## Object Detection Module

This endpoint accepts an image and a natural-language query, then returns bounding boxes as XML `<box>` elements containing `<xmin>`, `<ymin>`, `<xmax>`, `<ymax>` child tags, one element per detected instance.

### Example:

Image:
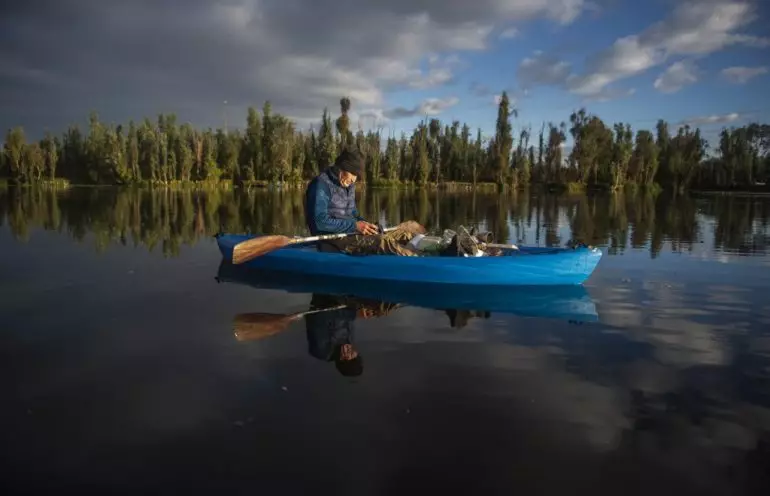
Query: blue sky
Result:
<box><xmin>1</xmin><ymin>0</ymin><xmax>768</xmax><ymax>150</ymax></box>
<box><xmin>379</xmin><ymin>0</ymin><xmax>770</xmax><ymax>148</ymax></box>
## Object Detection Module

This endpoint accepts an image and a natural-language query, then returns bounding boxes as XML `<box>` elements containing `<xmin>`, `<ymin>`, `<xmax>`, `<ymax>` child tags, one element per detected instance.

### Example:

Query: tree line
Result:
<box><xmin>2</xmin><ymin>94</ymin><xmax>768</xmax><ymax>192</ymax></box>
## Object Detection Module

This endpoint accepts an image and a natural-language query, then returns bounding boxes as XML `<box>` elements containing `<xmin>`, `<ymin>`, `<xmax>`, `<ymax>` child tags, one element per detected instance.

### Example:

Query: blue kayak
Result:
<box><xmin>216</xmin><ymin>260</ymin><xmax>600</xmax><ymax>322</ymax></box>
<box><xmin>215</xmin><ymin>233</ymin><xmax>603</xmax><ymax>286</ymax></box>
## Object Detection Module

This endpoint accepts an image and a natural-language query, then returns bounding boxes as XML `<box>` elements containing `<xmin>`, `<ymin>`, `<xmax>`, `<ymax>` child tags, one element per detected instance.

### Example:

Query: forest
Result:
<box><xmin>2</xmin><ymin>93</ymin><xmax>768</xmax><ymax>192</ymax></box>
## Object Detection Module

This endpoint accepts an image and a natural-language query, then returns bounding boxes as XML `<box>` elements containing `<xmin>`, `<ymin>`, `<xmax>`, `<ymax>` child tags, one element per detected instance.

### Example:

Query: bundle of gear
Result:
<box><xmin>407</xmin><ymin>225</ymin><xmax>504</xmax><ymax>257</ymax></box>
<box><xmin>340</xmin><ymin>224</ymin><xmax>505</xmax><ymax>257</ymax></box>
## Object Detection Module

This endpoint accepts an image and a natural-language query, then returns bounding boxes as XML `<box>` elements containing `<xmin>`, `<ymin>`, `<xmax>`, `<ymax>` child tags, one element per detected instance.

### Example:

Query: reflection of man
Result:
<box><xmin>305</xmin><ymin>294</ymin><xmax>363</xmax><ymax>377</ymax></box>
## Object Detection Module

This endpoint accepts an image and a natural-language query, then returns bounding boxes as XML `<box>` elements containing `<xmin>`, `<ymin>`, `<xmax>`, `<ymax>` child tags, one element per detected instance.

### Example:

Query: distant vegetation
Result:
<box><xmin>2</xmin><ymin>187</ymin><xmax>768</xmax><ymax>259</ymax></box>
<box><xmin>1</xmin><ymin>94</ymin><xmax>768</xmax><ymax>193</ymax></box>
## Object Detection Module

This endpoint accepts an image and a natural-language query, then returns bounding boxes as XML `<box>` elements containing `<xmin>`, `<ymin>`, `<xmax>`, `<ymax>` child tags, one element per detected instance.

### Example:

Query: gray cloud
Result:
<box><xmin>0</xmin><ymin>0</ymin><xmax>589</xmax><ymax>137</ymax></box>
<box><xmin>517</xmin><ymin>52</ymin><xmax>573</xmax><ymax>88</ymax></box>
<box><xmin>382</xmin><ymin>97</ymin><xmax>460</xmax><ymax>119</ymax></box>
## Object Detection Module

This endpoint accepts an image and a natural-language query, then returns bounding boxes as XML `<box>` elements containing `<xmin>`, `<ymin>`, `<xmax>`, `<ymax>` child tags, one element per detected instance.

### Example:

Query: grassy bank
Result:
<box><xmin>2</xmin><ymin>175</ymin><xmax>765</xmax><ymax>198</ymax></box>
<box><xmin>2</xmin><ymin>178</ymin><xmax>72</xmax><ymax>189</ymax></box>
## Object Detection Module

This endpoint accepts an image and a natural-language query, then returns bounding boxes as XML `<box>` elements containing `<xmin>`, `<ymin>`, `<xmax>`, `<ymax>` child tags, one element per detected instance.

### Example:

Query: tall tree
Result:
<box><xmin>335</xmin><ymin>97</ymin><xmax>353</xmax><ymax>151</ymax></box>
<box><xmin>493</xmin><ymin>91</ymin><xmax>515</xmax><ymax>188</ymax></box>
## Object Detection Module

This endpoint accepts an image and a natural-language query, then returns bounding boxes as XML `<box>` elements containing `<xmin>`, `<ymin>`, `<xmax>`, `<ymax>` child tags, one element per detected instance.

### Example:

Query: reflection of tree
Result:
<box><xmin>542</xmin><ymin>194</ymin><xmax>561</xmax><ymax>247</ymax></box>
<box><xmin>2</xmin><ymin>186</ymin><xmax>768</xmax><ymax>258</ymax></box>
<box><xmin>706</xmin><ymin>195</ymin><xmax>770</xmax><ymax>254</ymax></box>
<box><xmin>650</xmin><ymin>193</ymin><xmax>698</xmax><ymax>258</ymax></box>
<box><xmin>627</xmin><ymin>190</ymin><xmax>657</xmax><ymax>249</ymax></box>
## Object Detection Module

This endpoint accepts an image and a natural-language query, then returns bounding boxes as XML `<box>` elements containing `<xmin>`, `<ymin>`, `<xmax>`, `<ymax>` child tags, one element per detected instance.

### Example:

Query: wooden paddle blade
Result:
<box><xmin>232</xmin><ymin>312</ymin><xmax>302</xmax><ymax>341</ymax></box>
<box><xmin>232</xmin><ymin>235</ymin><xmax>292</xmax><ymax>264</ymax></box>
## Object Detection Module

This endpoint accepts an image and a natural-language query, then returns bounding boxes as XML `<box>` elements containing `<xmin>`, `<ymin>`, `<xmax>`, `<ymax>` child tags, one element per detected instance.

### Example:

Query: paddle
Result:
<box><xmin>231</xmin><ymin>220</ymin><xmax>426</xmax><ymax>265</ymax></box>
<box><xmin>232</xmin><ymin>304</ymin><xmax>348</xmax><ymax>341</ymax></box>
<box><xmin>232</xmin><ymin>301</ymin><xmax>405</xmax><ymax>341</ymax></box>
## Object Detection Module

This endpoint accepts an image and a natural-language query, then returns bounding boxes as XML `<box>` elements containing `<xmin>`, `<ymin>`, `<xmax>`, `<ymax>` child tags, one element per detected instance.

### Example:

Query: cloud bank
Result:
<box><xmin>0</xmin><ymin>0</ymin><xmax>589</xmax><ymax>135</ymax></box>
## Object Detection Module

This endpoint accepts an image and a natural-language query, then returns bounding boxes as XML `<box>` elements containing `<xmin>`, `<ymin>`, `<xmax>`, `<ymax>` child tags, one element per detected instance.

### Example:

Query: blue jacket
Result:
<box><xmin>305</xmin><ymin>167</ymin><xmax>365</xmax><ymax>235</ymax></box>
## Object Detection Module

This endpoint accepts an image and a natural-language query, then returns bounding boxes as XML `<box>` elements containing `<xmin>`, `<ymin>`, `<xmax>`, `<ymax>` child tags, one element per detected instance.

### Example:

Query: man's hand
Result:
<box><xmin>356</xmin><ymin>221</ymin><xmax>379</xmax><ymax>236</ymax></box>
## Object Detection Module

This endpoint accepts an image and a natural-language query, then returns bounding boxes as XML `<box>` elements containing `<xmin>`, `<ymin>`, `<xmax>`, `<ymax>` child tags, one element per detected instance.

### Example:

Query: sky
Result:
<box><xmin>1</xmin><ymin>0</ymin><xmax>768</xmax><ymax>148</ymax></box>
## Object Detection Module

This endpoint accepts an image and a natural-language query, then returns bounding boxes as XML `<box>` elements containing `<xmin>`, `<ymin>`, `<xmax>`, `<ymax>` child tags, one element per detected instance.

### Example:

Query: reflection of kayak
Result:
<box><xmin>216</xmin><ymin>260</ymin><xmax>600</xmax><ymax>322</ymax></box>
<box><xmin>215</xmin><ymin>234</ymin><xmax>603</xmax><ymax>286</ymax></box>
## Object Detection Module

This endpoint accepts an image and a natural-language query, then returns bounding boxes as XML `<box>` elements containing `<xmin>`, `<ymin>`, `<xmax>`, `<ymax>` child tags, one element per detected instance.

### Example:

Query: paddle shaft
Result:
<box><xmin>286</xmin><ymin>227</ymin><xmax>397</xmax><ymax>246</ymax></box>
<box><xmin>292</xmin><ymin>303</ymin><xmax>348</xmax><ymax>317</ymax></box>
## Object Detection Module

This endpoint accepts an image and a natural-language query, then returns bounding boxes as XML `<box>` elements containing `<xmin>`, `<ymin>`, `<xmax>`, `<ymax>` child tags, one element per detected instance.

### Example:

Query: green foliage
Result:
<box><xmin>1</xmin><ymin>100</ymin><xmax>767</xmax><ymax>192</ymax></box>
<box><xmin>611</xmin><ymin>123</ymin><xmax>634</xmax><ymax>190</ymax></box>
<box><xmin>4</xmin><ymin>127</ymin><xmax>26</xmax><ymax>182</ymax></box>
<box><xmin>335</xmin><ymin>97</ymin><xmax>353</xmax><ymax>151</ymax></box>
<box><xmin>492</xmin><ymin>91</ymin><xmax>515</xmax><ymax>187</ymax></box>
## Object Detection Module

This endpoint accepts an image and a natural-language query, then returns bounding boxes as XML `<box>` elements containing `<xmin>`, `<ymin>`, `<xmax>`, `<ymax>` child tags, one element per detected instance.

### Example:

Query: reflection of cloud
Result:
<box><xmin>589</xmin><ymin>278</ymin><xmax>758</xmax><ymax>369</ymax></box>
<box><xmin>624</xmin><ymin>359</ymin><xmax>680</xmax><ymax>394</ymax></box>
<box><xmin>647</xmin><ymin>317</ymin><xmax>728</xmax><ymax>366</ymax></box>
<box><xmin>413</xmin><ymin>339</ymin><xmax>632</xmax><ymax>452</ymax></box>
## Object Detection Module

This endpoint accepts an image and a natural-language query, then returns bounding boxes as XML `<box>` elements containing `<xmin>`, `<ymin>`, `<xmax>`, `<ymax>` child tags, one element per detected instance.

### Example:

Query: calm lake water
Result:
<box><xmin>1</xmin><ymin>186</ymin><xmax>770</xmax><ymax>495</ymax></box>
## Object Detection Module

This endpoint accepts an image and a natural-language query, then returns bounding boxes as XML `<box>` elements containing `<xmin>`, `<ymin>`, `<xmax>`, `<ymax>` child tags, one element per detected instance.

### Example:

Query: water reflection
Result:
<box><xmin>2</xmin><ymin>187</ymin><xmax>770</xmax><ymax>494</ymax></box>
<box><xmin>1</xmin><ymin>186</ymin><xmax>769</xmax><ymax>258</ymax></box>
<box><xmin>232</xmin><ymin>292</ymin><xmax>401</xmax><ymax>377</ymax></box>
<box><xmin>216</xmin><ymin>260</ymin><xmax>600</xmax><ymax>322</ymax></box>
<box><xmin>218</xmin><ymin>260</ymin><xmax>599</xmax><ymax>378</ymax></box>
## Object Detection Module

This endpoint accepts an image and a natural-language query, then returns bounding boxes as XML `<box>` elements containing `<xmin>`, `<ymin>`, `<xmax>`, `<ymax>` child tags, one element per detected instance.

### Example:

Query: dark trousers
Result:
<box><xmin>315</xmin><ymin>229</ymin><xmax>418</xmax><ymax>256</ymax></box>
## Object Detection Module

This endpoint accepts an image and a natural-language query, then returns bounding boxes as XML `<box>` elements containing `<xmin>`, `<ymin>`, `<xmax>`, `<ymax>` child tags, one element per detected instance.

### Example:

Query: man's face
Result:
<box><xmin>339</xmin><ymin>170</ymin><xmax>357</xmax><ymax>187</ymax></box>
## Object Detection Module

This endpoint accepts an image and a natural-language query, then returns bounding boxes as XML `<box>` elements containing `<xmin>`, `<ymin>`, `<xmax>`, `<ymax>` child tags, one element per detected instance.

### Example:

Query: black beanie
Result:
<box><xmin>334</xmin><ymin>149</ymin><xmax>364</xmax><ymax>176</ymax></box>
<box><xmin>335</xmin><ymin>355</ymin><xmax>363</xmax><ymax>377</ymax></box>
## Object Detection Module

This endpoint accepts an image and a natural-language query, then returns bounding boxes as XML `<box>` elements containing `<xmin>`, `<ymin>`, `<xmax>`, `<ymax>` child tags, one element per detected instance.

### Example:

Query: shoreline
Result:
<box><xmin>2</xmin><ymin>177</ymin><xmax>769</xmax><ymax>196</ymax></box>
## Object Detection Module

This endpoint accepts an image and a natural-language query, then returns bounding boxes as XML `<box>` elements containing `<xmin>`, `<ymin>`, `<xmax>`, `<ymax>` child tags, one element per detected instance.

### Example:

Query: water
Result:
<box><xmin>1</xmin><ymin>186</ymin><xmax>769</xmax><ymax>495</ymax></box>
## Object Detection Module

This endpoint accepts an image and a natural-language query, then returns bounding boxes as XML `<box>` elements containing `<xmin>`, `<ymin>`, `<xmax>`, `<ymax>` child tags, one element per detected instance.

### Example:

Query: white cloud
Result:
<box><xmin>654</xmin><ymin>60</ymin><xmax>700</xmax><ymax>93</ymax></box>
<box><xmin>499</xmin><ymin>27</ymin><xmax>520</xmax><ymax>39</ymax></box>
<box><xmin>516</xmin><ymin>52</ymin><xmax>636</xmax><ymax>102</ymax></box>
<box><xmin>407</xmin><ymin>55</ymin><xmax>461</xmax><ymax>89</ymax></box>
<box><xmin>678</xmin><ymin>112</ymin><xmax>742</xmax><ymax>127</ymax></box>
<box><xmin>517</xmin><ymin>1</ymin><xmax>769</xmax><ymax>101</ymax></box>
<box><xmin>720</xmin><ymin>65</ymin><xmax>769</xmax><ymax>84</ymax></box>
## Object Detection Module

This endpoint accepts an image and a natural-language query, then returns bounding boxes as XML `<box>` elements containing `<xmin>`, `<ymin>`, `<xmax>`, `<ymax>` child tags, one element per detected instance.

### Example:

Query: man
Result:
<box><xmin>305</xmin><ymin>149</ymin><xmax>419</xmax><ymax>256</ymax></box>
